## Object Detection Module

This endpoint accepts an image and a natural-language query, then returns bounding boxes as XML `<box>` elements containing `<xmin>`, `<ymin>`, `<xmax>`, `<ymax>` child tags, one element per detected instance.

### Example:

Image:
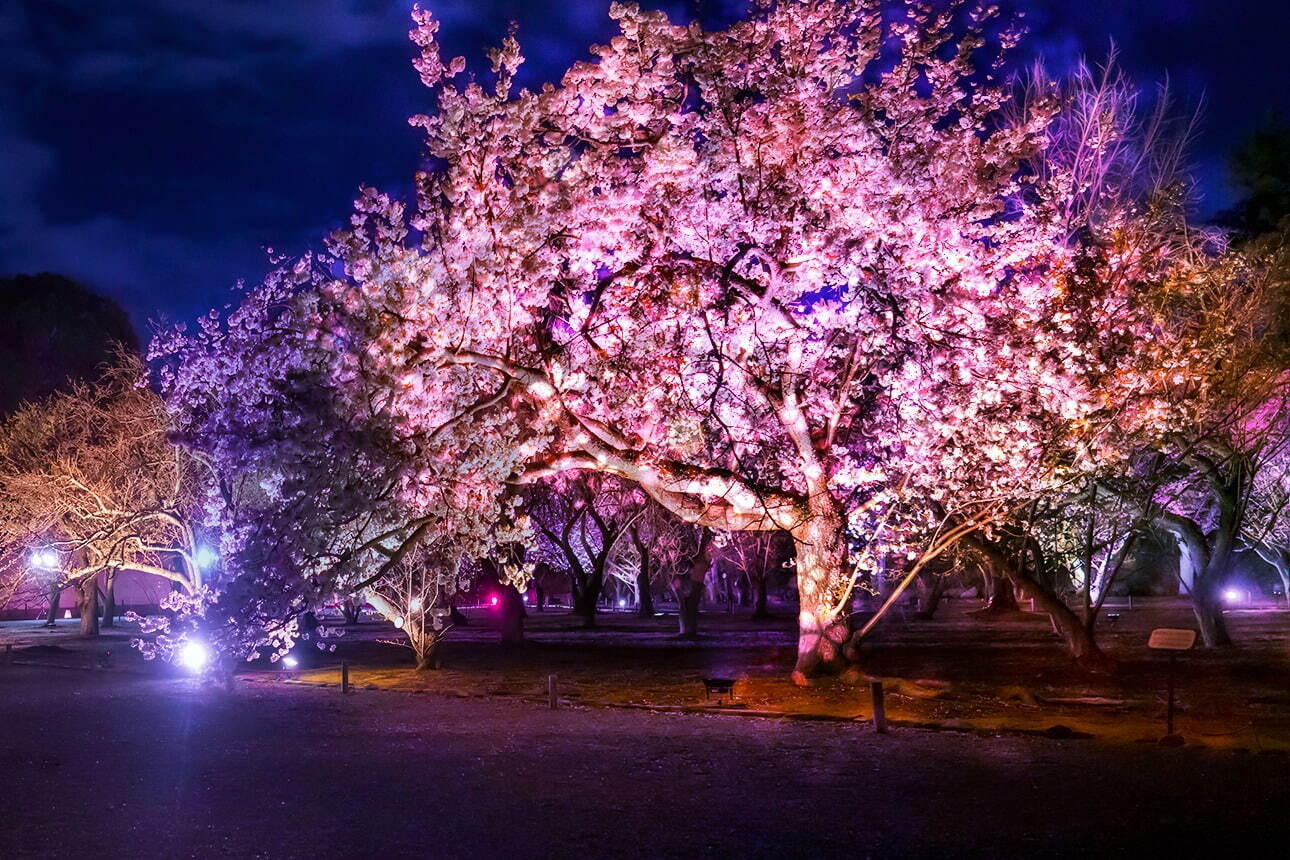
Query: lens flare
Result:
<box><xmin>178</xmin><ymin>641</ymin><xmax>210</xmax><ymax>673</ymax></box>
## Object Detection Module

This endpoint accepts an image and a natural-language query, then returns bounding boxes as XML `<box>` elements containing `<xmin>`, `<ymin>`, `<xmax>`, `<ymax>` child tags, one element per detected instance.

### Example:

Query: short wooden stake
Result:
<box><xmin>548</xmin><ymin>674</ymin><xmax>559</xmax><ymax>710</ymax></box>
<box><xmin>341</xmin><ymin>660</ymin><xmax>350</xmax><ymax>694</ymax></box>
<box><xmin>871</xmin><ymin>681</ymin><xmax>887</xmax><ymax>734</ymax></box>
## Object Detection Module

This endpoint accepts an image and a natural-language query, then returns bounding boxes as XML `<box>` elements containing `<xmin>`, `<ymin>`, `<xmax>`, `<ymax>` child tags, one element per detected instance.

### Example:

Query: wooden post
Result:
<box><xmin>1128</xmin><ymin>595</ymin><xmax>1134</xmax><ymax>610</ymax></box>
<box><xmin>3</xmin><ymin>643</ymin><xmax>11</xmax><ymax>664</ymax></box>
<box><xmin>871</xmin><ymin>681</ymin><xmax>887</xmax><ymax>734</ymax></box>
<box><xmin>341</xmin><ymin>660</ymin><xmax>350</xmax><ymax>695</ymax></box>
<box><xmin>548</xmin><ymin>674</ymin><xmax>559</xmax><ymax>710</ymax></box>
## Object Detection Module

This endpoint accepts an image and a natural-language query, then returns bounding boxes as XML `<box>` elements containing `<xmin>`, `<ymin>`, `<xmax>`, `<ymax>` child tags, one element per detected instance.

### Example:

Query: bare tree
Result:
<box><xmin>0</xmin><ymin>354</ymin><xmax>208</xmax><ymax>635</ymax></box>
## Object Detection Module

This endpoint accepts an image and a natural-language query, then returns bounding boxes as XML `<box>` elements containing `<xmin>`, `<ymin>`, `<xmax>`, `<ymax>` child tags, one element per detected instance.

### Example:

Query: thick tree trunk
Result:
<box><xmin>751</xmin><ymin>574</ymin><xmax>770</xmax><ymax>621</ymax></box>
<box><xmin>573</xmin><ymin>571</ymin><xmax>604</xmax><ymax>627</ymax></box>
<box><xmin>985</xmin><ymin>572</ymin><xmax>1020</xmax><ymax>613</ymax></box>
<box><xmin>913</xmin><ymin>571</ymin><xmax>948</xmax><ymax>619</ymax></box>
<box><xmin>635</xmin><ymin>567</ymin><xmax>654</xmax><ymax>617</ymax></box>
<box><xmin>1163</xmin><ymin>514</ymin><xmax>1232</xmax><ymax>648</ymax></box>
<box><xmin>790</xmin><ymin>502</ymin><xmax>853</xmax><ymax>684</ymax></box>
<box><xmin>77</xmin><ymin>577</ymin><xmax>100</xmax><ymax>638</ymax></box>
<box><xmin>965</xmin><ymin>533</ymin><xmax>1109</xmax><ymax>669</ymax></box>
<box><xmin>101</xmin><ymin>573</ymin><xmax>117</xmax><ymax>629</ymax></box>
<box><xmin>673</xmin><ymin>535</ymin><xmax>712</xmax><ymax>639</ymax></box>
<box><xmin>499</xmin><ymin>584</ymin><xmax>526</xmax><ymax>644</ymax></box>
<box><xmin>631</xmin><ymin>528</ymin><xmax>654</xmax><ymax>618</ymax></box>
<box><xmin>676</xmin><ymin>580</ymin><xmax>702</xmax><ymax>638</ymax></box>
<box><xmin>1003</xmin><ymin>564</ymin><xmax>1108</xmax><ymax>668</ymax></box>
<box><xmin>44</xmin><ymin>583</ymin><xmax>62</xmax><ymax>627</ymax></box>
<box><xmin>1198</xmin><ymin>569</ymin><xmax>1235</xmax><ymax>646</ymax></box>
<box><xmin>1192</xmin><ymin>590</ymin><xmax>1231</xmax><ymax>649</ymax></box>
<box><xmin>413</xmin><ymin>637</ymin><xmax>439</xmax><ymax>671</ymax></box>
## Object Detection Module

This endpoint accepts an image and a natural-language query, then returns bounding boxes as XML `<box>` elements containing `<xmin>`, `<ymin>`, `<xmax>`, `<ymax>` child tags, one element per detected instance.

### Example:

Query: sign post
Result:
<box><xmin>1147</xmin><ymin>628</ymin><xmax>1196</xmax><ymax>746</ymax></box>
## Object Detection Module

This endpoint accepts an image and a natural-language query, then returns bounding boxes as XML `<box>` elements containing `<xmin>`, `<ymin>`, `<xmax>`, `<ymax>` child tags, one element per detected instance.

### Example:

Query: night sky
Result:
<box><xmin>3</xmin><ymin>1</ymin><xmax>1288</xmax><ymax>333</ymax></box>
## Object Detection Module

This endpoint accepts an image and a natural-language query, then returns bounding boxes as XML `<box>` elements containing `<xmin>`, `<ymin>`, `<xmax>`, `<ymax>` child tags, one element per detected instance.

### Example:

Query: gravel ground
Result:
<box><xmin>1</xmin><ymin>666</ymin><xmax>1288</xmax><ymax>859</ymax></box>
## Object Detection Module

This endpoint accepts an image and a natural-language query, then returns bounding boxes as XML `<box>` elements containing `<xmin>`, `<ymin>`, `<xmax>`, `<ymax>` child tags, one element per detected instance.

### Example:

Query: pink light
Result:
<box><xmin>489</xmin><ymin>595</ymin><xmax>498</xmax><ymax>607</ymax></box>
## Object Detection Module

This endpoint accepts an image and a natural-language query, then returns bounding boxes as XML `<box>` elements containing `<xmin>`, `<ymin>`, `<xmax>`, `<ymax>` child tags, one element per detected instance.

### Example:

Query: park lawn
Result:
<box><xmin>251</xmin><ymin>599</ymin><xmax>1290</xmax><ymax>753</ymax></box>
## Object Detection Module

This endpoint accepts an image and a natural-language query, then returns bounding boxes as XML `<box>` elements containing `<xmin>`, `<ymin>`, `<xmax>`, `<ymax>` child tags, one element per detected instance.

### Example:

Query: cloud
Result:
<box><xmin>0</xmin><ymin>209</ymin><xmax>271</xmax><ymax>333</ymax></box>
<box><xmin>0</xmin><ymin>129</ymin><xmax>55</xmax><ymax>234</ymax></box>
<box><xmin>5</xmin><ymin>1</ymin><xmax>485</xmax><ymax>92</ymax></box>
<box><xmin>0</xmin><ymin>1</ymin><xmax>450</xmax><ymax>329</ymax></box>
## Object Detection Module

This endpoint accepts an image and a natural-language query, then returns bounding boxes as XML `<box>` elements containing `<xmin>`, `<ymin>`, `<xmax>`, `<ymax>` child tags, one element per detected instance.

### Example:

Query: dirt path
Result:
<box><xmin>1</xmin><ymin>666</ymin><xmax>1288</xmax><ymax>858</ymax></box>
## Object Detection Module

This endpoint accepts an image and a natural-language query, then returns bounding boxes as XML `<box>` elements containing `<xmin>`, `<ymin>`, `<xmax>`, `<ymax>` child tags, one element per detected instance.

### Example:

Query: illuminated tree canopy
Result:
<box><xmin>127</xmin><ymin>0</ymin><xmax>1290</xmax><ymax>679</ymax></box>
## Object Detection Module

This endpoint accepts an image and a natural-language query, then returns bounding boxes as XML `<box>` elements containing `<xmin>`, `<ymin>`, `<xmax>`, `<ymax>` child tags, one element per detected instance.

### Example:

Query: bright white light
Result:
<box><xmin>178</xmin><ymin>641</ymin><xmax>210</xmax><ymax>673</ymax></box>
<box><xmin>617</xmin><ymin>599</ymin><xmax>627</xmax><ymax>608</ymax></box>
<box><xmin>194</xmin><ymin>546</ymin><xmax>218</xmax><ymax>570</ymax></box>
<box><xmin>393</xmin><ymin>616</ymin><xmax>405</xmax><ymax>629</ymax></box>
<box><xmin>1223</xmin><ymin>588</ymin><xmax>1243</xmax><ymax>605</ymax></box>
<box><xmin>408</xmin><ymin>597</ymin><xmax>423</xmax><ymax>612</ymax></box>
<box><xmin>29</xmin><ymin>549</ymin><xmax>60</xmax><ymax>570</ymax></box>
<box><xmin>489</xmin><ymin>595</ymin><xmax>498</xmax><ymax>607</ymax></box>
<box><xmin>282</xmin><ymin>656</ymin><xmax>299</xmax><ymax>669</ymax></box>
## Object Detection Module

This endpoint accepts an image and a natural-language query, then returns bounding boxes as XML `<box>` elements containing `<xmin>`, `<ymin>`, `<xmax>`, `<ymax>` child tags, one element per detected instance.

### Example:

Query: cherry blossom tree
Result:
<box><xmin>318</xmin><ymin>0</ymin><xmax>1109</xmax><ymax>680</ymax></box>
<box><xmin>1235</xmin><ymin>234</ymin><xmax>1290</xmax><ymax>602</ymax></box>
<box><xmin>150</xmin><ymin>264</ymin><xmax>533</xmax><ymax>666</ymax></box>
<box><xmin>1141</xmin><ymin>260</ymin><xmax>1290</xmax><ymax>643</ymax></box>
<box><xmin>0</xmin><ymin>354</ymin><xmax>208</xmax><ymax>637</ymax></box>
<box><xmin>366</xmin><ymin>539</ymin><xmax>530</xmax><ymax>668</ymax></box>
<box><xmin>836</xmin><ymin>51</ymin><xmax>1262</xmax><ymax>668</ymax></box>
<box><xmin>150</xmin><ymin>2</ymin><xmax>1262</xmax><ymax>678</ymax></box>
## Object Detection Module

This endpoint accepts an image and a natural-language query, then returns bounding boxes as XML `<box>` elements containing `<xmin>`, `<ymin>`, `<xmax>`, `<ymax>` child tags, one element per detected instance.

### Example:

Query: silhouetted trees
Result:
<box><xmin>0</xmin><ymin>273</ymin><xmax>137</xmax><ymax>416</ymax></box>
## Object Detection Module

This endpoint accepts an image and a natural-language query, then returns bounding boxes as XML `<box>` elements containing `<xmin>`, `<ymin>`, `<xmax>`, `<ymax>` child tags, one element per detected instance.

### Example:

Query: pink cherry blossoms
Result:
<box><xmin>136</xmin><ymin>0</ymin><xmax>1286</xmax><ymax>678</ymax></box>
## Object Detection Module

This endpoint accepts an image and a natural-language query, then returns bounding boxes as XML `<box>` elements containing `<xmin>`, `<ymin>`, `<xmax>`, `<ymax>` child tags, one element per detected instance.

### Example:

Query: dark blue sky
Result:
<box><xmin>3</xmin><ymin>1</ymin><xmax>1288</xmax><ymax>332</ymax></box>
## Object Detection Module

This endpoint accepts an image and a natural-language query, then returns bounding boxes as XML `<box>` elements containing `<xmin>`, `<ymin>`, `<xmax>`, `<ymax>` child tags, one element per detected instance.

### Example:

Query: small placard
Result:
<box><xmin>1148</xmin><ymin>628</ymin><xmax>1197</xmax><ymax>651</ymax></box>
